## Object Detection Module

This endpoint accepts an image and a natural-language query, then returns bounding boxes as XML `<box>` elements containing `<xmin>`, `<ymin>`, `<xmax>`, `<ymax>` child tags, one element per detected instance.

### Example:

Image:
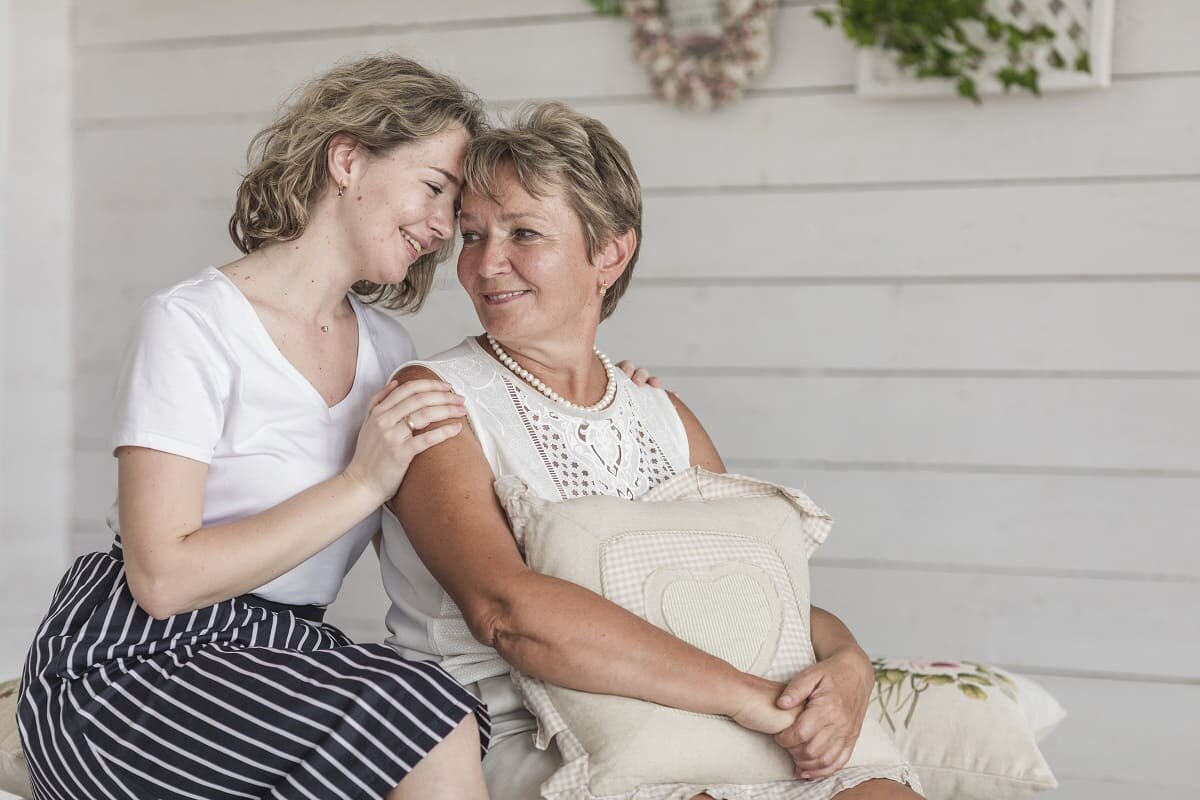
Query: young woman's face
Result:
<box><xmin>456</xmin><ymin>165</ymin><xmax>605</xmax><ymax>350</ymax></box>
<box><xmin>341</xmin><ymin>125</ymin><xmax>469</xmax><ymax>286</ymax></box>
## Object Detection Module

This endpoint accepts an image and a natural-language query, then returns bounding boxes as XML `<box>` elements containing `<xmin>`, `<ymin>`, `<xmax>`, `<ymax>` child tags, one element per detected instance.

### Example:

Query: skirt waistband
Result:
<box><xmin>236</xmin><ymin>594</ymin><xmax>327</xmax><ymax>624</ymax></box>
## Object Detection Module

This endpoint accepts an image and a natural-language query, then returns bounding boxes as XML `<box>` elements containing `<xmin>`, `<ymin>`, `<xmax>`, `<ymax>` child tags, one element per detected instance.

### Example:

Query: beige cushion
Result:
<box><xmin>496</xmin><ymin>467</ymin><xmax>913</xmax><ymax>799</ymax></box>
<box><xmin>0</xmin><ymin>678</ymin><xmax>33</xmax><ymax>799</ymax></box>
<box><xmin>869</xmin><ymin>657</ymin><xmax>1064</xmax><ymax>800</ymax></box>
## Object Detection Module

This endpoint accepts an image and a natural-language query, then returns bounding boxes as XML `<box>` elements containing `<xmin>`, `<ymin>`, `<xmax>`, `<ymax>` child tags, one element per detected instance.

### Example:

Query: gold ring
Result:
<box><xmin>404</xmin><ymin>416</ymin><xmax>417</xmax><ymax>433</ymax></box>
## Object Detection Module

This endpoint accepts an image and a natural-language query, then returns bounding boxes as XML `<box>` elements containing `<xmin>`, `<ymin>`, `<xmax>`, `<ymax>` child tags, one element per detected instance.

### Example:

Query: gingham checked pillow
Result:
<box><xmin>495</xmin><ymin>467</ymin><xmax>913</xmax><ymax>800</ymax></box>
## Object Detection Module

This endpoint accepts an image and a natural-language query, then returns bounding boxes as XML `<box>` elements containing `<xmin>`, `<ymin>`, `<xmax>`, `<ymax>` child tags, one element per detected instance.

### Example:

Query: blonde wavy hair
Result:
<box><xmin>462</xmin><ymin>102</ymin><xmax>642</xmax><ymax>321</ymax></box>
<box><xmin>229</xmin><ymin>54</ymin><xmax>485</xmax><ymax>311</ymax></box>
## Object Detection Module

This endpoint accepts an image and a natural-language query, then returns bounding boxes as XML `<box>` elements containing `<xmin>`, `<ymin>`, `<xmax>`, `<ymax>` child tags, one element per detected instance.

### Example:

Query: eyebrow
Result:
<box><xmin>430</xmin><ymin>167</ymin><xmax>461</xmax><ymax>185</ymax></box>
<box><xmin>459</xmin><ymin>210</ymin><xmax>548</xmax><ymax>224</ymax></box>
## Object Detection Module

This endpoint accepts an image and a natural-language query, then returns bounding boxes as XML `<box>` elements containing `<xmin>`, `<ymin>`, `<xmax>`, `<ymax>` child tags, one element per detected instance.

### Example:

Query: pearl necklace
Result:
<box><xmin>485</xmin><ymin>333</ymin><xmax>616</xmax><ymax>413</ymax></box>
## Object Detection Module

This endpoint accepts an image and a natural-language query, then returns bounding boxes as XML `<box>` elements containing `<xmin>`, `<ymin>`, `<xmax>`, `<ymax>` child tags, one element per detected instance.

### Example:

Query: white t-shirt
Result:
<box><xmin>108</xmin><ymin>266</ymin><xmax>417</xmax><ymax>605</ymax></box>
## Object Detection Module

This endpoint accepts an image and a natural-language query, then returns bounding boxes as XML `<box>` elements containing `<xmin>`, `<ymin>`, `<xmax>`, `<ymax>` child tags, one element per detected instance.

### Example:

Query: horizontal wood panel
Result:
<box><xmin>610</xmin><ymin>76</ymin><xmax>1200</xmax><ymax>190</ymax></box>
<box><xmin>72</xmin><ymin>447</ymin><xmax>116</xmax><ymax>530</ymax></box>
<box><xmin>69</xmin><ymin>526</ymin><xmax>114</xmax><ymax>562</ymax></box>
<box><xmin>73</xmin><ymin>277</ymin><xmax>1200</xmax><ymax>374</ymax></box>
<box><xmin>402</xmin><ymin>284</ymin><xmax>1200</xmax><ymax>373</ymax></box>
<box><xmin>69</xmin><ymin>434</ymin><xmax>1200</xmax><ymax>579</ymax></box>
<box><xmin>73</xmin><ymin>178</ymin><xmax>1200</xmax><ymax>289</ymax></box>
<box><xmin>76</xmin><ymin>203</ymin><xmax>243</xmax><ymax>288</ymax></box>
<box><xmin>602</xmin><ymin>284</ymin><xmax>1200</xmax><ymax>372</ymax></box>
<box><xmin>0</xmin><ymin>616</ymin><xmax>42</xmax><ymax>676</ymax></box>
<box><xmin>74</xmin><ymin>74</ymin><xmax>1200</xmax><ymax>210</ymax></box>
<box><xmin>638</xmin><ymin>179</ymin><xmax>1200</xmax><ymax>279</ymax></box>
<box><xmin>1049</xmin><ymin>780</ymin><xmax>1200</xmax><ymax>800</ymax></box>
<box><xmin>72</xmin><ymin>370</ymin><xmax>1200</xmax><ymax>475</ymax></box>
<box><xmin>72</xmin><ymin>9</ymin><xmax>848</xmax><ymax>121</ymax></box>
<box><xmin>72</xmin><ymin>369</ymin><xmax>1200</xmax><ymax>515</ymax></box>
<box><xmin>1034</xmin><ymin>675</ymin><xmax>1200</xmax><ymax>791</ymax></box>
<box><xmin>751</xmin><ymin>468</ymin><xmax>1200</xmax><ymax>578</ymax></box>
<box><xmin>663</xmin><ymin>374</ymin><xmax>1200</xmax><ymax>473</ymax></box>
<box><xmin>811</xmin><ymin>566</ymin><xmax>1199</xmax><ymax>681</ymax></box>
<box><xmin>1102</xmin><ymin>0</ymin><xmax>1200</xmax><ymax>75</ymax></box>
<box><xmin>74</xmin><ymin>0</ymin><xmax>594</xmax><ymax>46</ymax></box>
<box><xmin>74</xmin><ymin>1</ymin><xmax>1200</xmax><ymax>121</ymax></box>
<box><xmin>2</xmin><ymin>532</ymin><xmax>70</xmax><ymax>617</ymax></box>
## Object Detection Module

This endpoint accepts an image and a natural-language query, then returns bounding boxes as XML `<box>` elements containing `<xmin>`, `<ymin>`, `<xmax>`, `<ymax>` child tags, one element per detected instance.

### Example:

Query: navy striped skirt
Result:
<box><xmin>18</xmin><ymin>545</ymin><xmax>489</xmax><ymax>800</ymax></box>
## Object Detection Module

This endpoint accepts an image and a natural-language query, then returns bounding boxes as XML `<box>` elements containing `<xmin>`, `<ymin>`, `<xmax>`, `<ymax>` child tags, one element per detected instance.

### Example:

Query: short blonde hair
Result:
<box><xmin>463</xmin><ymin>102</ymin><xmax>641</xmax><ymax>321</ymax></box>
<box><xmin>228</xmin><ymin>54</ymin><xmax>485</xmax><ymax>311</ymax></box>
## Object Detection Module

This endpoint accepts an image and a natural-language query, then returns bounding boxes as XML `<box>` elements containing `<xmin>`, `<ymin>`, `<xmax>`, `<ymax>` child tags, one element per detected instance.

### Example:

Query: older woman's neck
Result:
<box><xmin>484</xmin><ymin>334</ymin><xmax>608</xmax><ymax>405</ymax></box>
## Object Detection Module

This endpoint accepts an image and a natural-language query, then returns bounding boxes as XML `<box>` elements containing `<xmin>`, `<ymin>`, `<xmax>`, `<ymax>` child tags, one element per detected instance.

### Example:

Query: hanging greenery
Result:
<box><xmin>587</xmin><ymin>0</ymin><xmax>625</xmax><ymax>14</ymax></box>
<box><xmin>813</xmin><ymin>0</ymin><xmax>1092</xmax><ymax>103</ymax></box>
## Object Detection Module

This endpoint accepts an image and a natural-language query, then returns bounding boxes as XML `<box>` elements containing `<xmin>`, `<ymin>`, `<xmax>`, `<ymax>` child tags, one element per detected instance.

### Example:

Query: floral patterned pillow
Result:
<box><xmin>869</xmin><ymin>658</ymin><xmax>1065</xmax><ymax>800</ymax></box>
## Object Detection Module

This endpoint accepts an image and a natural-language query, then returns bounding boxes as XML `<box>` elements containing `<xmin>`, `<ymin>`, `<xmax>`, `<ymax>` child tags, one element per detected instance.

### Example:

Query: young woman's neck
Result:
<box><xmin>225</xmin><ymin>221</ymin><xmax>359</xmax><ymax>324</ymax></box>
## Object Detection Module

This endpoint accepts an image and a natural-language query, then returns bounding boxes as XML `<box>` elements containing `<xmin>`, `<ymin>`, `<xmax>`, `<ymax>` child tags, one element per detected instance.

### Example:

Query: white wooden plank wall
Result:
<box><xmin>66</xmin><ymin>2</ymin><xmax>1200</xmax><ymax>797</ymax></box>
<box><xmin>0</xmin><ymin>0</ymin><xmax>71</xmax><ymax>679</ymax></box>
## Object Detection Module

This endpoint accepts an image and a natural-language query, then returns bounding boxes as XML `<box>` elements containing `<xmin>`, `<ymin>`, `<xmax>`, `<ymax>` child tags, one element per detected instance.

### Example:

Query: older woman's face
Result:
<box><xmin>457</xmin><ymin>165</ymin><xmax>603</xmax><ymax>346</ymax></box>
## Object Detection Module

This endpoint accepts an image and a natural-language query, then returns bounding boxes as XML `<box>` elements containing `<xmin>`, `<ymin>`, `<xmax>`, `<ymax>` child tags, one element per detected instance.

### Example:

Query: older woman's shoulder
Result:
<box><xmin>384</xmin><ymin>336</ymin><xmax>486</xmax><ymax>387</ymax></box>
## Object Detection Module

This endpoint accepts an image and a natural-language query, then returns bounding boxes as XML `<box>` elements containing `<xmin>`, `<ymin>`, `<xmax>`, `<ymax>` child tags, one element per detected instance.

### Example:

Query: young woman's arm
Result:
<box><xmin>121</xmin><ymin>379</ymin><xmax>465</xmax><ymax>618</ymax></box>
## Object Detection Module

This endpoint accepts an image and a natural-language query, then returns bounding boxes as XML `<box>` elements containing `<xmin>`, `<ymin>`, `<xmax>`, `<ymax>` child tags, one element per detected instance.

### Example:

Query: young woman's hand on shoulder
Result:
<box><xmin>342</xmin><ymin>378</ymin><xmax>468</xmax><ymax>504</ymax></box>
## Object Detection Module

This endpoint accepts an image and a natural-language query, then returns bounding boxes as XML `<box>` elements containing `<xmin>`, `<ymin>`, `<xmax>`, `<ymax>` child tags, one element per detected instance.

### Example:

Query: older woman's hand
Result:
<box><xmin>616</xmin><ymin>360</ymin><xmax>663</xmax><ymax>388</ymax></box>
<box><xmin>772</xmin><ymin>647</ymin><xmax>875</xmax><ymax>780</ymax></box>
<box><xmin>729</xmin><ymin>675</ymin><xmax>801</xmax><ymax>736</ymax></box>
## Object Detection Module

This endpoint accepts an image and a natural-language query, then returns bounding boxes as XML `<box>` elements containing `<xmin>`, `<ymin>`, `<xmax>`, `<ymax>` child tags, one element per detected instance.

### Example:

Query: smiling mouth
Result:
<box><xmin>399</xmin><ymin>228</ymin><xmax>425</xmax><ymax>256</ymax></box>
<box><xmin>482</xmin><ymin>290</ymin><xmax>531</xmax><ymax>304</ymax></box>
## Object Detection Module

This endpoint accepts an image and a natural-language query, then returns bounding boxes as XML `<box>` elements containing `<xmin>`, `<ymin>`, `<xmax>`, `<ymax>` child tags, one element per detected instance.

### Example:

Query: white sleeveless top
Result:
<box><xmin>379</xmin><ymin>337</ymin><xmax>691</xmax><ymax>686</ymax></box>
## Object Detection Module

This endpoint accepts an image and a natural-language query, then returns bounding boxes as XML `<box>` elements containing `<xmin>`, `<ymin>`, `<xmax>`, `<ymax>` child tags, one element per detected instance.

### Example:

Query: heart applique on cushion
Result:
<box><xmin>644</xmin><ymin>562</ymin><xmax>783</xmax><ymax>674</ymax></box>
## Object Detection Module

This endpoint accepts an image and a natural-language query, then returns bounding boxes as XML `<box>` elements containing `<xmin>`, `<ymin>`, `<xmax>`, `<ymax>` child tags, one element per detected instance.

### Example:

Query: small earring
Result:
<box><xmin>599</xmin><ymin>282</ymin><xmax>608</xmax><ymax>297</ymax></box>
<box><xmin>336</xmin><ymin>184</ymin><xmax>345</xmax><ymax>198</ymax></box>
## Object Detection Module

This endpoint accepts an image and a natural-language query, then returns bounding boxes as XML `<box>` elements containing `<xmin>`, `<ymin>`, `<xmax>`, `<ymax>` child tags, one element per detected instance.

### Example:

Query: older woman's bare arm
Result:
<box><xmin>388</xmin><ymin>366</ymin><xmax>795</xmax><ymax>735</ymax></box>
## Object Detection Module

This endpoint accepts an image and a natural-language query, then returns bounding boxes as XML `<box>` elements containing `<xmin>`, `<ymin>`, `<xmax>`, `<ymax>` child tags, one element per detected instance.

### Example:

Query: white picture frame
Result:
<box><xmin>856</xmin><ymin>0</ymin><xmax>1115</xmax><ymax>98</ymax></box>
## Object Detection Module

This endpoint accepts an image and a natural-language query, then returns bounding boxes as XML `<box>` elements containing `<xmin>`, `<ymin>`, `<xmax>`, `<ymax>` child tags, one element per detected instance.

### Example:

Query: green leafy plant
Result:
<box><xmin>587</xmin><ymin>0</ymin><xmax>625</xmax><ymax>16</ymax></box>
<box><xmin>814</xmin><ymin>0</ymin><xmax>1091</xmax><ymax>103</ymax></box>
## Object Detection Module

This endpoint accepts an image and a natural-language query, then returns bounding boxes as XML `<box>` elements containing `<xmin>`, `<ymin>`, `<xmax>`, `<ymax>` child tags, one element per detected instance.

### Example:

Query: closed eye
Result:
<box><xmin>425</xmin><ymin>181</ymin><xmax>444</xmax><ymax>196</ymax></box>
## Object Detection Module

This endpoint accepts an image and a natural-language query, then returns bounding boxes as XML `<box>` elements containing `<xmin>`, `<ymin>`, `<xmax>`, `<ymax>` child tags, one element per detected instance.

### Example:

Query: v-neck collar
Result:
<box><xmin>209</xmin><ymin>266</ymin><xmax>366</xmax><ymax>414</ymax></box>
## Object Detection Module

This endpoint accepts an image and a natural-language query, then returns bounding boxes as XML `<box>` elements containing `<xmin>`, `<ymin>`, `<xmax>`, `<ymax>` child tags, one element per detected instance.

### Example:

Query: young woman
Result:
<box><xmin>18</xmin><ymin>55</ymin><xmax>492</xmax><ymax>800</ymax></box>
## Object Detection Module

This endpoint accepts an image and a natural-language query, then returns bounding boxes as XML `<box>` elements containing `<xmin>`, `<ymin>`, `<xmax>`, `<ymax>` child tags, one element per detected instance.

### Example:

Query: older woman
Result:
<box><xmin>380</xmin><ymin>103</ymin><xmax>923</xmax><ymax>799</ymax></box>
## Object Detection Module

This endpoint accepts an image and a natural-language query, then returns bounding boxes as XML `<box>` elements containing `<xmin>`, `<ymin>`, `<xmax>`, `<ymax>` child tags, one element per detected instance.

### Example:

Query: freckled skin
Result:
<box><xmin>333</xmin><ymin>126</ymin><xmax>469</xmax><ymax>288</ymax></box>
<box><xmin>456</xmin><ymin>165</ymin><xmax>606</xmax><ymax>351</ymax></box>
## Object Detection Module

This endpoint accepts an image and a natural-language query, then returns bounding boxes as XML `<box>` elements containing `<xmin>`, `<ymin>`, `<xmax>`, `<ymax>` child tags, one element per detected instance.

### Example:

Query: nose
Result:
<box><xmin>427</xmin><ymin>198</ymin><xmax>455</xmax><ymax>243</ymax></box>
<box><xmin>473</xmin><ymin>233</ymin><xmax>511</xmax><ymax>279</ymax></box>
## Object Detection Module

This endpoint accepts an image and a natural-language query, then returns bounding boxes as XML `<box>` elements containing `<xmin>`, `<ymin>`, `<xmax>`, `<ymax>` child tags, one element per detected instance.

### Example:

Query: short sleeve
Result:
<box><xmin>111</xmin><ymin>295</ymin><xmax>232</xmax><ymax>463</ymax></box>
